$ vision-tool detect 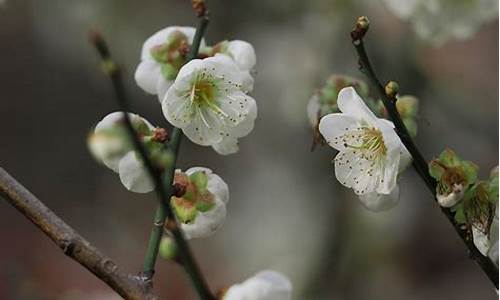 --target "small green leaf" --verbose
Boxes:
[439,148,460,167]
[461,161,479,185]
[429,160,446,180]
